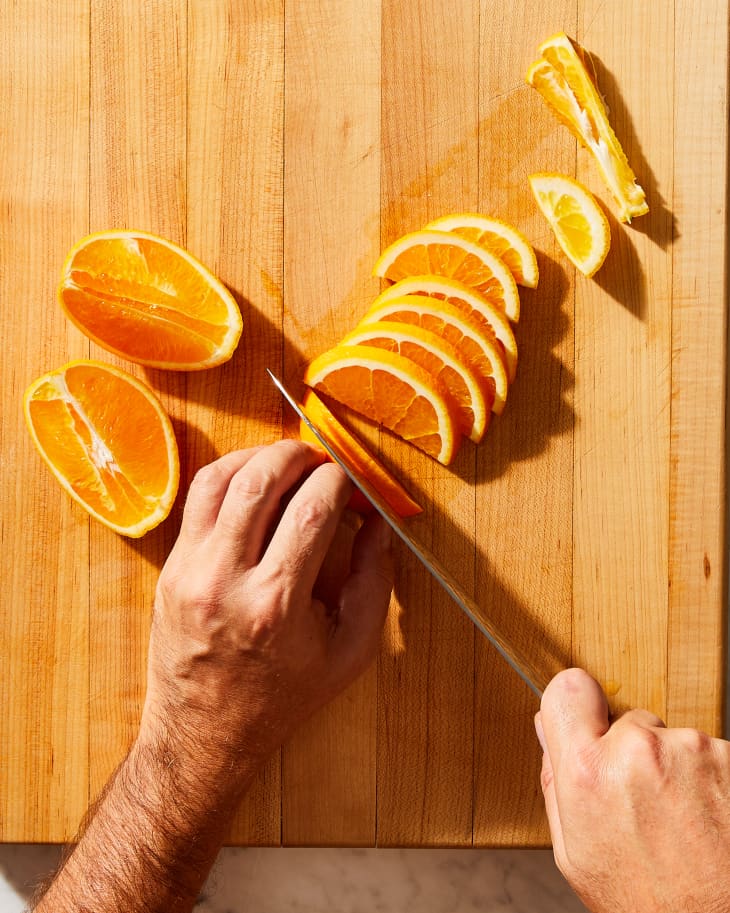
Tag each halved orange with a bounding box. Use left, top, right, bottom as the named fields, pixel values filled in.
left=24, top=360, right=179, bottom=537
left=370, top=275, right=518, bottom=383
left=526, top=33, right=648, bottom=223
left=359, top=295, right=509, bottom=415
left=303, top=345, right=462, bottom=465
left=298, top=389, right=422, bottom=518
left=373, top=230, right=521, bottom=322
left=424, top=214, right=538, bottom=288
left=58, top=230, right=243, bottom=370
left=341, top=321, right=492, bottom=443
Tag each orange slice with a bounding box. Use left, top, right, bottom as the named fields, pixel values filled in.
left=359, top=295, right=509, bottom=415
left=24, top=360, right=179, bottom=537
left=298, top=389, right=422, bottom=518
left=526, top=33, right=648, bottom=223
left=303, top=345, right=461, bottom=465
left=58, top=230, right=243, bottom=370
left=373, top=230, right=521, bottom=322
left=371, top=275, right=518, bottom=383
left=424, top=214, right=538, bottom=288
left=341, top=321, right=492, bottom=443
left=529, top=173, right=611, bottom=277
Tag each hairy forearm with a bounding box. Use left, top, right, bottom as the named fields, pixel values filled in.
left=31, top=730, right=257, bottom=913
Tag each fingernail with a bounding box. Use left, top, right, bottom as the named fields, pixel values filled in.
left=534, top=712, right=547, bottom=752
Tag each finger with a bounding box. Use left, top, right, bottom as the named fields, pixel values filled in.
left=535, top=712, right=569, bottom=871
left=329, top=514, right=394, bottom=681
left=540, top=668, right=611, bottom=772
left=258, top=461, right=353, bottom=597
left=212, top=440, right=327, bottom=566
left=611, top=707, right=667, bottom=731
left=180, top=448, right=265, bottom=542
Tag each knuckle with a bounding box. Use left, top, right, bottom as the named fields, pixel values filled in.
left=676, top=727, right=712, bottom=754
left=190, top=459, right=227, bottom=492
left=621, top=723, right=666, bottom=769
left=229, top=464, right=278, bottom=501
left=290, top=493, right=333, bottom=533
left=539, top=763, right=555, bottom=795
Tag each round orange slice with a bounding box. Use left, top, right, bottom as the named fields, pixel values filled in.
left=373, top=229, right=521, bottom=322
left=341, top=321, right=492, bottom=443
left=303, top=345, right=461, bottom=465
left=424, top=214, right=539, bottom=288
left=298, top=389, right=422, bottom=518
left=58, top=230, right=243, bottom=370
left=24, top=360, right=180, bottom=537
left=359, top=295, right=509, bottom=415
left=371, top=275, right=518, bottom=383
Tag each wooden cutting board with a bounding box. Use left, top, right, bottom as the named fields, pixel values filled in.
left=1, top=0, right=726, bottom=846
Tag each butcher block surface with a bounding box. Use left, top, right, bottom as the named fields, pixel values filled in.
left=1, top=0, right=727, bottom=845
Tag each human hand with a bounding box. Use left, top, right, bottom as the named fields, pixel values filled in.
left=140, top=440, right=393, bottom=802
left=535, top=668, right=730, bottom=913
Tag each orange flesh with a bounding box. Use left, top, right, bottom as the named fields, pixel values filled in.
left=299, top=391, right=422, bottom=518
left=27, top=363, right=174, bottom=528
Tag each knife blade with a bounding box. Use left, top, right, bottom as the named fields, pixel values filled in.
left=267, top=368, right=547, bottom=698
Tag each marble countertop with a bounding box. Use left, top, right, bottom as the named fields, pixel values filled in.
left=0, top=845, right=587, bottom=912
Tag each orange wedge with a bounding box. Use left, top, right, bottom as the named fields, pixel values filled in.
left=529, top=173, right=611, bottom=277
left=359, top=295, right=509, bottom=415
left=526, top=33, right=648, bottom=223
left=58, top=230, right=243, bottom=369
left=303, top=345, right=461, bottom=465
left=298, top=389, right=422, bottom=518
left=371, top=275, right=518, bottom=383
left=373, top=230, right=521, bottom=322
left=424, top=214, right=538, bottom=288
left=24, top=360, right=179, bottom=537
left=341, top=321, right=492, bottom=443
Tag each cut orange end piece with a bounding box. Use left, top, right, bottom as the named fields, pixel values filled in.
left=298, top=390, right=422, bottom=518
left=529, top=172, right=611, bottom=277
left=424, top=214, right=538, bottom=288
left=24, top=360, right=180, bottom=537
left=371, top=275, right=518, bottom=383
left=373, top=230, right=521, bottom=322
left=58, top=230, right=243, bottom=370
left=303, top=345, right=462, bottom=466
left=341, top=321, right=492, bottom=444
left=526, top=33, right=648, bottom=223
left=359, top=295, right=509, bottom=415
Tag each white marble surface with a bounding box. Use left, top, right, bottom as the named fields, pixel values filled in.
left=0, top=843, right=587, bottom=912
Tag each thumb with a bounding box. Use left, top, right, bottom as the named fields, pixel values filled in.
left=330, top=513, right=394, bottom=682
left=540, top=668, right=610, bottom=773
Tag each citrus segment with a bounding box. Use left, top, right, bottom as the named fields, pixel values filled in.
left=24, top=360, right=179, bottom=537
left=59, top=230, right=243, bottom=369
left=341, top=321, right=492, bottom=443
left=359, top=295, right=509, bottom=415
left=371, top=275, right=518, bottom=383
left=424, top=214, right=538, bottom=288
left=298, top=390, right=422, bottom=517
left=529, top=172, right=611, bottom=277
left=526, top=33, right=648, bottom=223
left=303, top=345, right=461, bottom=465
left=373, top=230, right=521, bottom=322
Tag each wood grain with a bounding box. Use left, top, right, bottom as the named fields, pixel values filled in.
left=187, top=0, right=285, bottom=847
left=668, top=0, right=728, bottom=734
left=281, top=0, right=382, bottom=846
left=473, top=2, right=576, bottom=846
left=376, top=0, right=479, bottom=847
left=0, top=0, right=727, bottom=845
left=0, top=0, right=91, bottom=843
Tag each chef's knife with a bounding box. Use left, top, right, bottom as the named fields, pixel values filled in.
left=267, top=369, right=547, bottom=698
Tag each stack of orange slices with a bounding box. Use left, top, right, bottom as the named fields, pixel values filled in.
left=303, top=213, right=536, bottom=469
